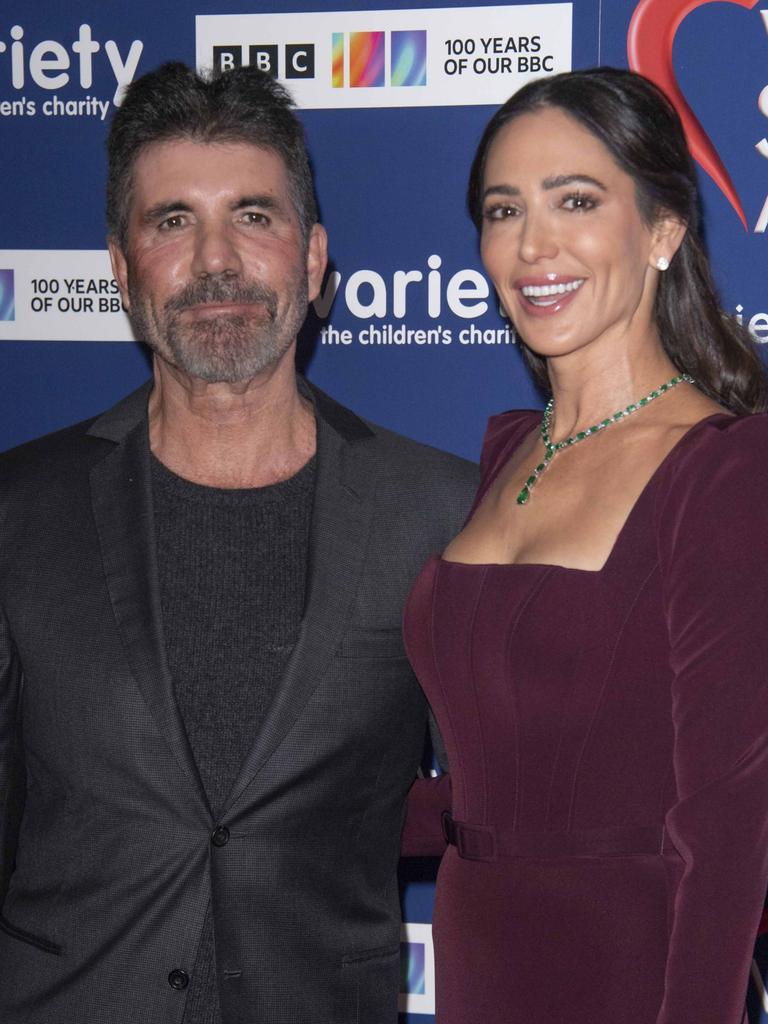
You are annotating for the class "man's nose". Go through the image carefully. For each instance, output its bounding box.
[190,223,243,278]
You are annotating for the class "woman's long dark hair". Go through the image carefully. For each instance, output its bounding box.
[467,67,767,414]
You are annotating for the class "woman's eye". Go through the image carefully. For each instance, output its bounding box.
[561,192,598,212]
[483,203,520,222]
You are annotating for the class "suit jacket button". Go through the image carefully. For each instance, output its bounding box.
[211,825,230,847]
[168,969,189,990]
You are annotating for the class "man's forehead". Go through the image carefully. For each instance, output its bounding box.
[131,137,289,192]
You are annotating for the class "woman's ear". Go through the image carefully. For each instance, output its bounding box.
[649,212,687,272]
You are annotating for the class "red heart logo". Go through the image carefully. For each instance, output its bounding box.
[627,0,760,230]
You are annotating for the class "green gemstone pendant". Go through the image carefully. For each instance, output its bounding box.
[514,372,694,507]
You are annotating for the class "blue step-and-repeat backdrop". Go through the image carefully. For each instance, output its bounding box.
[2,1,767,1019]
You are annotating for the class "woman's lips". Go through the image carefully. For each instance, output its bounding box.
[515,277,585,317]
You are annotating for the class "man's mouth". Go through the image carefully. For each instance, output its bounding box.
[179,301,271,320]
[166,278,279,323]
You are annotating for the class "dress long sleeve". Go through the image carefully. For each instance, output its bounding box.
[401,773,451,857]
[402,410,768,1024]
[655,415,768,1023]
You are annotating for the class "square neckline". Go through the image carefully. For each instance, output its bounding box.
[439,410,732,575]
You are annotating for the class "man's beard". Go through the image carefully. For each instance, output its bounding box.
[127,272,308,383]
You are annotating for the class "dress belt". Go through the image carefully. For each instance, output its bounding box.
[441,812,669,862]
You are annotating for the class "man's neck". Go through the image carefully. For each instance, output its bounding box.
[147,354,317,488]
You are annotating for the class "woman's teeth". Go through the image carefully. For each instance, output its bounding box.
[521,279,585,306]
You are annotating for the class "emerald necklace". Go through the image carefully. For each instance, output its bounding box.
[516,373,694,506]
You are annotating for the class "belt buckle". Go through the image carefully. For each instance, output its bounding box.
[442,812,496,861]
[456,823,496,861]
[441,810,457,846]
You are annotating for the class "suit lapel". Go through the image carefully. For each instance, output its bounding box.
[221,394,377,814]
[88,396,210,818]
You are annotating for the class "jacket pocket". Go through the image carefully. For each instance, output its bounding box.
[342,942,402,1024]
[337,628,406,660]
[0,912,63,955]
[342,941,401,965]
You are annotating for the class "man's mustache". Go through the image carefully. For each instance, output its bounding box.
[165,277,278,319]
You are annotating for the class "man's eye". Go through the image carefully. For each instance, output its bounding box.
[241,211,270,226]
[158,215,186,231]
[483,203,520,222]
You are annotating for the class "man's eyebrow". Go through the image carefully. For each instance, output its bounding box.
[142,201,193,224]
[233,194,283,213]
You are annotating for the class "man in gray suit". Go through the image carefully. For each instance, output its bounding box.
[0,63,476,1024]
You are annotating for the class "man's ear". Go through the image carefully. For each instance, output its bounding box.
[108,238,131,311]
[305,223,328,303]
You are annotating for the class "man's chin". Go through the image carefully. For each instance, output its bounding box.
[165,337,286,385]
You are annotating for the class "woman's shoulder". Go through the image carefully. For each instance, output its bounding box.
[480,408,540,476]
[484,407,541,440]
[662,410,768,479]
[655,411,768,535]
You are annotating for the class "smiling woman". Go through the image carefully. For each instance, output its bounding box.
[467,67,765,413]
[402,67,768,1024]
[479,105,674,379]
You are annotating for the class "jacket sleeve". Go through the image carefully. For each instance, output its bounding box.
[401,773,451,857]
[655,416,768,1024]
[0,603,24,907]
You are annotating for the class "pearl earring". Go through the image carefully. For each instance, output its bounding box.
[656,256,670,271]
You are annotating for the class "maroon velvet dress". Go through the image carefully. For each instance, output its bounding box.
[402,410,768,1024]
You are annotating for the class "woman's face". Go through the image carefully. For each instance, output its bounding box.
[480,106,669,365]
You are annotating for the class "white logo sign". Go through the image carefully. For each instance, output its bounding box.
[196,4,573,109]
[0,23,143,111]
[399,921,435,1015]
[0,251,133,342]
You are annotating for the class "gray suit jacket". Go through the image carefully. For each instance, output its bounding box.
[0,379,477,1024]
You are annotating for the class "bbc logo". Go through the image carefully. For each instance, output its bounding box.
[213,44,315,79]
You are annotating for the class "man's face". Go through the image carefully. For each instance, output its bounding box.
[110,138,326,384]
